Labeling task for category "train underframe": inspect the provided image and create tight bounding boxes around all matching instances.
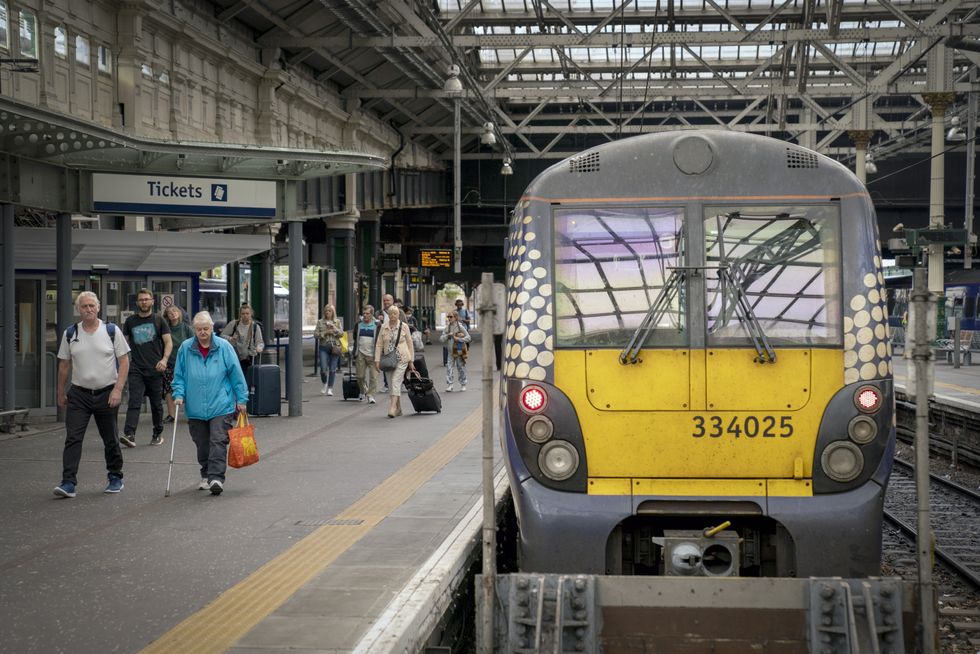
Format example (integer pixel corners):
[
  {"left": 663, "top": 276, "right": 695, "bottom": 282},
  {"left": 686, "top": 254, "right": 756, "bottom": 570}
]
[{"left": 508, "top": 456, "right": 888, "bottom": 579}]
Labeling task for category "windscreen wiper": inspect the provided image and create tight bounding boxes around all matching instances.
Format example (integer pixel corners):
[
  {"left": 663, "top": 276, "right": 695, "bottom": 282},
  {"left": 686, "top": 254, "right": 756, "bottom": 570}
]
[
  {"left": 717, "top": 263, "right": 776, "bottom": 364},
  {"left": 620, "top": 267, "right": 692, "bottom": 365}
]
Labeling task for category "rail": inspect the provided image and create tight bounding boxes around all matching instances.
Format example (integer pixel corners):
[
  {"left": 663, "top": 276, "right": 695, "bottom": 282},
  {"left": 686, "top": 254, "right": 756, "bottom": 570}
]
[{"left": 884, "top": 458, "right": 980, "bottom": 591}]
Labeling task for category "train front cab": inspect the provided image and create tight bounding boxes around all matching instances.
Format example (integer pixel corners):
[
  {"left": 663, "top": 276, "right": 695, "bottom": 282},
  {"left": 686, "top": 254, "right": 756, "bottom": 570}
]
[{"left": 503, "top": 196, "right": 895, "bottom": 579}]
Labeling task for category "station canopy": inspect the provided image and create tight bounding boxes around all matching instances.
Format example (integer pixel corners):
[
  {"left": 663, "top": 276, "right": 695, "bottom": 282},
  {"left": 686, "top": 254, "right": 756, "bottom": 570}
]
[{"left": 227, "top": 0, "right": 980, "bottom": 165}]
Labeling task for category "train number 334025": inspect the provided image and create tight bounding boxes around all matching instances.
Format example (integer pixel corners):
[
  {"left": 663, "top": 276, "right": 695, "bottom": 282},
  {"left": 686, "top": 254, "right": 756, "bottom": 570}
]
[{"left": 691, "top": 415, "right": 794, "bottom": 438}]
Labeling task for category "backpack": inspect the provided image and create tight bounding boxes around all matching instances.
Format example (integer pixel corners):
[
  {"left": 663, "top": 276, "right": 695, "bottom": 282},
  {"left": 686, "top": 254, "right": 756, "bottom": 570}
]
[
  {"left": 66, "top": 321, "right": 117, "bottom": 344},
  {"left": 66, "top": 322, "right": 120, "bottom": 369}
]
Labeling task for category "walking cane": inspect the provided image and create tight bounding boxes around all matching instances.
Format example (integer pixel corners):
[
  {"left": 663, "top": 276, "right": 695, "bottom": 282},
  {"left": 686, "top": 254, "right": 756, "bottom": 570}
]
[{"left": 164, "top": 403, "right": 180, "bottom": 497}]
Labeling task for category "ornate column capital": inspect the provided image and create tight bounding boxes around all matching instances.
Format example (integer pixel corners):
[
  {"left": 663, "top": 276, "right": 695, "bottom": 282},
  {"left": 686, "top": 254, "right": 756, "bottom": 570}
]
[
  {"left": 922, "top": 91, "right": 956, "bottom": 116},
  {"left": 847, "top": 130, "right": 874, "bottom": 149}
]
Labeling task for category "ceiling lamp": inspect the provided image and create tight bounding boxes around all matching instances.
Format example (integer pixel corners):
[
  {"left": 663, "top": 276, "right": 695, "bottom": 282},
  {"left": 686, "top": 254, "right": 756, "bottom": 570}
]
[
  {"left": 864, "top": 152, "right": 878, "bottom": 176},
  {"left": 947, "top": 115, "right": 966, "bottom": 142},
  {"left": 500, "top": 157, "right": 514, "bottom": 176},
  {"left": 480, "top": 122, "right": 496, "bottom": 146},
  {"left": 444, "top": 64, "right": 463, "bottom": 95}
]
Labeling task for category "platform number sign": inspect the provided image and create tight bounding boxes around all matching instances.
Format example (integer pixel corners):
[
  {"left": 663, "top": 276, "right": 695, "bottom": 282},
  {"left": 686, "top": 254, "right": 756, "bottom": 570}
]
[{"left": 420, "top": 249, "right": 452, "bottom": 268}]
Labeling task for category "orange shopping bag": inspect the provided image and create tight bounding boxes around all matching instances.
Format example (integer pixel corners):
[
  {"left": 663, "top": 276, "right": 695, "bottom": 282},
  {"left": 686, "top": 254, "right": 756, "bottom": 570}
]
[{"left": 228, "top": 411, "right": 259, "bottom": 468}]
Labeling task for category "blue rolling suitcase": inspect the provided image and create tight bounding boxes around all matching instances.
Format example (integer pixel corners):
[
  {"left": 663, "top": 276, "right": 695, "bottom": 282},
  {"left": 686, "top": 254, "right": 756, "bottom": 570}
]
[{"left": 247, "top": 363, "right": 281, "bottom": 416}]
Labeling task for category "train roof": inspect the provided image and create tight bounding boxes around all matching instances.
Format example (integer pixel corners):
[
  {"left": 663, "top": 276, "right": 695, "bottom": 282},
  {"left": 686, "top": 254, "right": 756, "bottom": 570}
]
[{"left": 522, "top": 130, "right": 865, "bottom": 203}]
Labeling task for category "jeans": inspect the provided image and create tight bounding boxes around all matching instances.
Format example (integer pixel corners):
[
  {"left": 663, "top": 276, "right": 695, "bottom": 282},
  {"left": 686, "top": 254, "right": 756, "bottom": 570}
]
[
  {"left": 319, "top": 346, "right": 341, "bottom": 386},
  {"left": 124, "top": 369, "right": 164, "bottom": 439},
  {"left": 447, "top": 356, "right": 467, "bottom": 387},
  {"left": 187, "top": 413, "right": 235, "bottom": 482},
  {"left": 355, "top": 353, "right": 377, "bottom": 396},
  {"left": 62, "top": 385, "right": 123, "bottom": 484}
]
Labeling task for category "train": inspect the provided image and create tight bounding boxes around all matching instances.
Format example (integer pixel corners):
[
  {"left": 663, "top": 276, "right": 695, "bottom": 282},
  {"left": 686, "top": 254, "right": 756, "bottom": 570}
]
[
  {"left": 500, "top": 131, "right": 895, "bottom": 578},
  {"left": 885, "top": 267, "right": 980, "bottom": 332},
  {"left": 198, "top": 277, "right": 291, "bottom": 333}
]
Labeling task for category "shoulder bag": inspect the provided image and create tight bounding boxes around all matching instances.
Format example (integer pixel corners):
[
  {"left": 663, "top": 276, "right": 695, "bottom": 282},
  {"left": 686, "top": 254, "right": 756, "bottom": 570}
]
[{"left": 379, "top": 324, "right": 402, "bottom": 372}]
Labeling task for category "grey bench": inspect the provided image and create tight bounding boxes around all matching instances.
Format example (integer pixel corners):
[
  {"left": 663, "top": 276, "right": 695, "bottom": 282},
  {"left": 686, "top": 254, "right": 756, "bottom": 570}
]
[{"left": 0, "top": 408, "right": 29, "bottom": 433}]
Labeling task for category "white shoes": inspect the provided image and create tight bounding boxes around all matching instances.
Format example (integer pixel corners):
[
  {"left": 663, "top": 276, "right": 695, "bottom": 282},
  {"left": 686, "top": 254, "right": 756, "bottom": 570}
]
[
  {"left": 445, "top": 385, "right": 453, "bottom": 392},
  {"left": 327, "top": 388, "right": 333, "bottom": 396},
  {"left": 320, "top": 383, "right": 328, "bottom": 395},
  {"left": 368, "top": 395, "right": 376, "bottom": 404},
  {"left": 197, "top": 478, "right": 209, "bottom": 490},
  {"left": 461, "top": 385, "right": 466, "bottom": 392}
]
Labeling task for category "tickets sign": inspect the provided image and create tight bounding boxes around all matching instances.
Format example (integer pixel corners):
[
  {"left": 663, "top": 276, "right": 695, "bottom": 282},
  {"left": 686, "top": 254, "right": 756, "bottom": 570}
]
[{"left": 92, "top": 174, "right": 277, "bottom": 218}]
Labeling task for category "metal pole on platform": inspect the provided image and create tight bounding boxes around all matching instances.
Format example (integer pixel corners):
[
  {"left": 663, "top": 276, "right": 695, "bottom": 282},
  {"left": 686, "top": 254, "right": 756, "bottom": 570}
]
[
  {"left": 479, "top": 272, "right": 496, "bottom": 653},
  {"left": 912, "top": 266, "right": 937, "bottom": 652}
]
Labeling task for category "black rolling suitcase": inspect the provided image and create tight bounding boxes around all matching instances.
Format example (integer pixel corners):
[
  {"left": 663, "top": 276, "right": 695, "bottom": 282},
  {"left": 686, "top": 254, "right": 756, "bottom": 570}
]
[
  {"left": 404, "top": 372, "right": 441, "bottom": 414},
  {"left": 247, "top": 362, "right": 281, "bottom": 416},
  {"left": 342, "top": 358, "right": 359, "bottom": 400}
]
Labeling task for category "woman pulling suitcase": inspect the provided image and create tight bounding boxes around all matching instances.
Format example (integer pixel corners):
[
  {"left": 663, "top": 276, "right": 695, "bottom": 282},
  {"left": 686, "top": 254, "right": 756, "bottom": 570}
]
[{"left": 375, "top": 305, "right": 416, "bottom": 418}]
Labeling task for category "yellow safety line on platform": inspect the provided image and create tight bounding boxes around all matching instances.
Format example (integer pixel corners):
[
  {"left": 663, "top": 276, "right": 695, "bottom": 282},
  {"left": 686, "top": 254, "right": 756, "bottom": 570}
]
[
  {"left": 894, "top": 373, "right": 980, "bottom": 398},
  {"left": 141, "top": 408, "right": 483, "bottom": 654}
]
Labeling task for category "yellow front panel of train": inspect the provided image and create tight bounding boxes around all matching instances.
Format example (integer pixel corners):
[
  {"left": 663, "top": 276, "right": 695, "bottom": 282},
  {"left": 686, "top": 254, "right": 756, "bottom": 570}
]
[
  {"left": 555, "top": 349, "right": 843, "bottom": 481},
  {"left": 586, "top": 350, "right": 690, "bottom": 411},
  {"left": 706, "top": 349, "right": 811, "bottom": 410}
]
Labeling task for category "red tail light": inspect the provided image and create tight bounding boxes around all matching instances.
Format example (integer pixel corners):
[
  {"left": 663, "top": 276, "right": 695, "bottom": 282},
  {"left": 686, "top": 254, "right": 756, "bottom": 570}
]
[
  {"left": 854, "top": 386, "right": 882, "bottom": 413},
  {"left": 520, "top": 385, "right": 548, "bottom": 414}
]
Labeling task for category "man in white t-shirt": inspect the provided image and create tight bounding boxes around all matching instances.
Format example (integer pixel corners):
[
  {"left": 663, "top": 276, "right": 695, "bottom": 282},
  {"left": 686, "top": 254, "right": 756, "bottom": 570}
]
[{"left": 53, "top": 291, "right": 131, "bottom": 498}]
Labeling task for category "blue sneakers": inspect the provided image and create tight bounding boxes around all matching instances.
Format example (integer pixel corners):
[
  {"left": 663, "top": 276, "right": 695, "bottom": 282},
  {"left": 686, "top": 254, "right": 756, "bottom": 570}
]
[
  {"left": 104, "top": 477, "right": 124, "bottom": 493},
  {"left": 53, "top": 482, "right": 76, "bottom": 498}
]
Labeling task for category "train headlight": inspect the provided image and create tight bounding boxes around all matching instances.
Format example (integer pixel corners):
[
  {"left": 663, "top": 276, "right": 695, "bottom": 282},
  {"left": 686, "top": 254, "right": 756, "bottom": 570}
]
[
  {"left": 854, "top": 386, "right": 882, "bottom": 413},
  {"left": 538, "top": 440, "right": 579, "bottom": 481},
  {"left": 847, "top": 415, "right": 878, "bottom": 444},
  {"left": 821, "top": 441, "right": 865, "bottom": 483},
  {"left": 520, "top": 385, "right": 548, "bottom": 414},
  {"left": 525, "top": 415, "right": 554, "bottom": 443}
]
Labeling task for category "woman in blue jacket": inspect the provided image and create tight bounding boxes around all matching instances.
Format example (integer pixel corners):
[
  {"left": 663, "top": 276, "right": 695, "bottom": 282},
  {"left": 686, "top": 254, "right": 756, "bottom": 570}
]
[{"left": 171, "top": 311, "right": 249, "bottom": 496}]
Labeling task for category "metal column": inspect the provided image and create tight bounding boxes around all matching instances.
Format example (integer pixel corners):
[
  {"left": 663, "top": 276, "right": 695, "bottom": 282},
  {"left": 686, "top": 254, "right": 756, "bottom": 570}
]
[
  {"left": 56, "top": 212, "right": 73, "bottom": 421},
  {"left": 1, "top": 204, "right": 14, "bottom": 410},
  {"left": 965, "top": 71, "right": 976, "bottom": 270},
  {"left": 287, "top": 220, "right": 303, "bottom": 417}
]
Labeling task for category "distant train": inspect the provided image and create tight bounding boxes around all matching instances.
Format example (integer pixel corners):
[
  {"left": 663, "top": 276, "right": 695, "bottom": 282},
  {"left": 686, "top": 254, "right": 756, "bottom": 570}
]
[
  {"left": 885, "top": 268, "right": 980, "bottom": 332},
  {"left": 501, "top": 131, "right": 894, "bottom": 578},
  {"left": 198, "top": 277, "right": 290, "bottom": 333}
]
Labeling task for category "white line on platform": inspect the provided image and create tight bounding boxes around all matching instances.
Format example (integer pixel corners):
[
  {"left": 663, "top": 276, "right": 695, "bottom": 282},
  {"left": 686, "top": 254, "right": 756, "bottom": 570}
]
[{"left": 351, "top": 466, "right": 510, "bottom": 654}]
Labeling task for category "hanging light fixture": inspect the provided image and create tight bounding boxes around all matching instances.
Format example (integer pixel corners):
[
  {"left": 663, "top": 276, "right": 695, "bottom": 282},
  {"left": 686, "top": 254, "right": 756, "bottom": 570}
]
[
  {"left": 444, "top": 64, "right": 463, "bottom": 95},
  {"left": 947, "top": 115, "right": 967, "bottom": 142},
  {"left": 500, "top": 157, "right": 513, "bottom": 176},
  {"left": 480, "top": 122, "right": 497, "bottom": 146},
  {"left": 864, "top": 152, "right": 878, "bottom": 176}
]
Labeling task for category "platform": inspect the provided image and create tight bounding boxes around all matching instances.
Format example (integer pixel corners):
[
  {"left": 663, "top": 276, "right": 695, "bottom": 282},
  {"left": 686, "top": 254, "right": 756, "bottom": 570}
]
[
  {"left": 892, "top": 356, "right": 980, "bottom": 411},
  {"left": 0, "top": 337, "right": 500, "bottom": 654}
]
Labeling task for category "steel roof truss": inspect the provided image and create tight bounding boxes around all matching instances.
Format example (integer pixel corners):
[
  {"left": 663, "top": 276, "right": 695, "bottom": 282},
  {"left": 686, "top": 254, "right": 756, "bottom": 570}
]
[
  {"left": 874, "top": 0, "right": 926, "bottom": 36},
  {"left": 811, "top": 41, "right": 867, "bottom": 87},
  {"left": 681, "top": 43, "right": 742, "bottom": 94},
  {"left": 704, "top": 0, "right": 746, "bottom": 32}
]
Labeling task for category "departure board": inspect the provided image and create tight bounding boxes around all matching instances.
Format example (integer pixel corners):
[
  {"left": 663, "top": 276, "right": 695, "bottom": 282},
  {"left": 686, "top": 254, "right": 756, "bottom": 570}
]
[{"left": 420, "top": 249, "right": 452, "bottom": 268}]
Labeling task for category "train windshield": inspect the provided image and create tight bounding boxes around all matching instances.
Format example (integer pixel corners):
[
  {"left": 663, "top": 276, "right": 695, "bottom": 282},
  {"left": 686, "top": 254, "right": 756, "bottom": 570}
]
[
  {"left": 704, "top": 205, "right": 842, "bottom": 347},
  {"left": 554, "top": 207, "right": 687, "bottom": 347}
]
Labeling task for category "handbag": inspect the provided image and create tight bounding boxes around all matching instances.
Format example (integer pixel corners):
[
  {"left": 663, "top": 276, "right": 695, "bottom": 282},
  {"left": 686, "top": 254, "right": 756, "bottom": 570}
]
[
  {"left": 228, "top": 411, "right": 259, "bottom": 468},
  {"left": 379, "top": 324, "right": 402, "bottom": 372}
]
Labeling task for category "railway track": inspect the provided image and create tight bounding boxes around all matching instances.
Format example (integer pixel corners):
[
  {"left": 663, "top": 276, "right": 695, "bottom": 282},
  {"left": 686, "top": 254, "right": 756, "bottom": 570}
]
[{"left": 884, "top": 457, "right": 980, "bottom": 590}]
